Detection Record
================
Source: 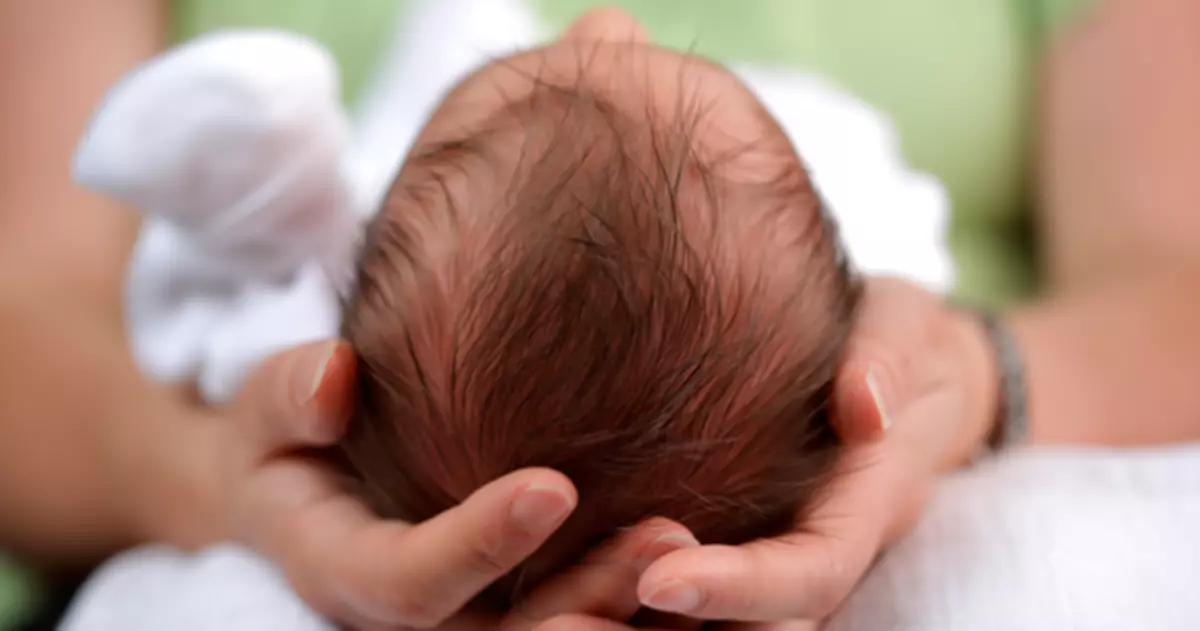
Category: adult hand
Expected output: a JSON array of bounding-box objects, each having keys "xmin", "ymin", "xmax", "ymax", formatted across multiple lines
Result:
[
  {"xmin": 220, "ymin": 339, "xmax": 700, "ymax": 630},
  {"xmin": 551, "ymin": 278, "xmax": 996, "ymax": 630}
]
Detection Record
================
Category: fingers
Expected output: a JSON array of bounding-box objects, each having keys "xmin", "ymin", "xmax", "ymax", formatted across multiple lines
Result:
[
  {"xmin": 230, "ymin": 342, "xmax": 583, "ymax": 628},
  {"xmin": 637, "ymin": 448, "xmax": 897, "ymax": 621},
  {"xmin": 305, "ymin": 468, "xmax": 578, "ymax": 628},
  {"xmin": 636, "ymin": 536, "xmax": 873, "ymax": 622},
  {"xmin": 717, "ymin": 622, "xmax": 819, "ymax": 631},
  {"xmin": 239, "ymin": 460, "xmax": 577, "ymax": 628},
  {"xmin": 232, "ymin": 339, "xmax": 355, "ymax": 453},
  {"xmin": 502, "ymin": 518, "xmax": 699, "ymax": 631},
  {"xmin": 533, "ymin": 614, "xmax": 669, "ymax": 631}
]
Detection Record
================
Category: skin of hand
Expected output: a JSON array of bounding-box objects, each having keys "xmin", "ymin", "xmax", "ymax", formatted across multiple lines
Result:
[
  {"xmin": 534, "ymin": 277, "xmax": 997, "ymax": 631},
  {"xmin": 213, "ymin": 339, "xmax": 702, "ymax": 631}
]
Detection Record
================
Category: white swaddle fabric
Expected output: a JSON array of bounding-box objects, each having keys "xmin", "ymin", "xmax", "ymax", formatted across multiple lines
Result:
[{"xmin": 61, "ymin": 1, "xmax": 1200, "ymax": 629}]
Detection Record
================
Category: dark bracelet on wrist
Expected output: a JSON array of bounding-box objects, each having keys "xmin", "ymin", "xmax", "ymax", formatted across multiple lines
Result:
[{"xmin": 975, "ymin": 311, "xmax": 1029, "ymax": 453}]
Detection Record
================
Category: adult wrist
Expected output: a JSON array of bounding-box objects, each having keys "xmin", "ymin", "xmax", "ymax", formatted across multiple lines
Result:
[{"xmin": 947, "ymin": 308, "xmax": 1004, "ymax": 468}]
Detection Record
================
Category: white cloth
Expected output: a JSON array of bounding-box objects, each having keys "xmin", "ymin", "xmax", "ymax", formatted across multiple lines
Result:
[
  {"xmin": 60, "ymin": 545, "xmax": 330, "ymax": 631},
  {"xmin": 829, "ymin": 446, "xmax": 1200, "ymax": 631},
  {"xmin": 63, "ymin": 1, "xmax": 1200, "ymax": 629},
  {"xmin": 61, "ymin": 447, "xmax": 1200, "ymax": 631}
]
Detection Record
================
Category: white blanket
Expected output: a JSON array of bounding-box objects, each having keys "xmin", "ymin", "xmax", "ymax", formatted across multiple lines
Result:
[
  {"xmin": 830, "ymin": 446, "xmax": 1200, "ymax": 630},
  {"xmin": 61, "ymin": 447, "xmax": 1200, "ymax": 631},
  {"xmin": 61, "ymin": 0, "xmax": 1200, "ymax": 629}
]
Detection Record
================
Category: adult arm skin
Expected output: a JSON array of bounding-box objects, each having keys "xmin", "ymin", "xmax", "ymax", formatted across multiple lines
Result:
[
  {"xmin": 998, "ymin": 0, "xmax": 1200, "ymax": 448},
  {"xmin": 0, "ymin": 0, "xmax": 220, "ymax": 564}
]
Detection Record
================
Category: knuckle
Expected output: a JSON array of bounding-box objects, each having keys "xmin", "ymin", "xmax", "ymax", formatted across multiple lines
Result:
[
  {"xmin": 533, "ymin": 614, "xmax": 588, "ymax": 631},
  {"xmin": 461, "ymin": 530, "xmax": 513, "ymax": 576},
  {"xmin": 612, "ymin": 516, "xmax": 678, "ymax": 555},
  {"xmin": 333, "ymin": 561, "xmax": 449, "ymax": 628},
  {"xmin": 633, "ymin": 515, "xmax": 679, "ymax": 533},
  {"xmin": 805, "ymin": 550, "xmax": 856, "ymax": 617},
  {"xmin": 740, "ymin": 540, "xmax": 851, "ymax": 618},
  {"xmin": 288, "ymin": 576, "xmax": 340, "ymax": 621},
  {"xmin": 386, "ymin": 591, "xmax": 447, "ymax": 629},
  {"xmin": 724, "ymin": 584, "xmax": 760, "ymax": 617},
  {"xmin": 806, "ymin": 579, "xmax": 849, "ymax": 618}
]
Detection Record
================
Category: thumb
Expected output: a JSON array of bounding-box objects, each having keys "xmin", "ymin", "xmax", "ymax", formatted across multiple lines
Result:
[
  {"xmin": 233, "ymin": 339, "xmax": 356, "ymax": 454},
  {"xmin": 832, "ymin": 355, "xmax": 894, "ymax": 444},
  {"xmin": 831, "ymin": 278, "xmax": 930, "ymax": 443}
]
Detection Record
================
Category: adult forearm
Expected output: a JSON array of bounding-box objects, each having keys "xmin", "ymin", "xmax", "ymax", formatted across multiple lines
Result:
[
  {"xmin": 1003, "ymin": 272, "xmax": 1200, "ymax": 447},
  {"xmin": 0, "ymin": 283, "xmax": 225, "ymax": 564},
  {"xmin": 0, "ymin": 288, "xmax": 137, "ymax": 562},
  {"xmin": 0, "ymin": 0, "xmax": 174, "ymax": 564},
  {"xmin": 1039, "ymin": 0, "xmax": 1200, "ymax": 288},
  {"xmin": 0, "ymin": 0, "xmax": 163, "ymax": 311},
  {"xmin": 1020, "ymin": 0, "xmax": 1200, "ymax": 448}
]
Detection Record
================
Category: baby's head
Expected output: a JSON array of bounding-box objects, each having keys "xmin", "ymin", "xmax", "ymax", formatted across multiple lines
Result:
[{"xmin": 337, "ymin": 12, "xmax": 861, "ymax": 609}]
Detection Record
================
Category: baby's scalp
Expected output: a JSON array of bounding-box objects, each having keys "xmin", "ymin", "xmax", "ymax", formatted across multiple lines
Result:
[{"xmin": 338, "ymin": 42, "xmax": 861, "ymax": 609}]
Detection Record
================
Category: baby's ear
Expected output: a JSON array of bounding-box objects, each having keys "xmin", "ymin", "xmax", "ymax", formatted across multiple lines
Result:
[{"xmin": 72, "ymin": 29, "xmax": 352, "ymax": 233}]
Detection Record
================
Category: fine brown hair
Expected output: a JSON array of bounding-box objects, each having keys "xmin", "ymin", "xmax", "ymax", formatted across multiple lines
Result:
[{"xmin": 337, "ymin": 72, "xmax": 861, "ymax": 609}]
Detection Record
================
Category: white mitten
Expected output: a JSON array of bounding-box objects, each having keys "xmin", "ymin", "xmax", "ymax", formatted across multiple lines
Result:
[
  {"xmin": 73, "ymin": 30, "xmax": 356, "ymax": 401},
  {"xmin": 199, "ymin": 263, "xmax": 343, "ymax": 404}
]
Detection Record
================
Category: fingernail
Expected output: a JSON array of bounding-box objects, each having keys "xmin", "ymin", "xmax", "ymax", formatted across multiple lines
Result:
[
  {"xmin": 866, "ymin": 367, "xmax": 891, "ymax": 431},
  {"xmin": 642, "ymin": 580, "xmax": 703, "ymax": 614},
  {"xmin": 635, "ymin": 533, "xmax": 699, "ymax": 572},
  {"xmin": 509, "ymin": 485, "xmax": 575, "ymax": 535},
  {"xmin": 295, "ymin": 343, "xmax": 338, "ymax": 407}
]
